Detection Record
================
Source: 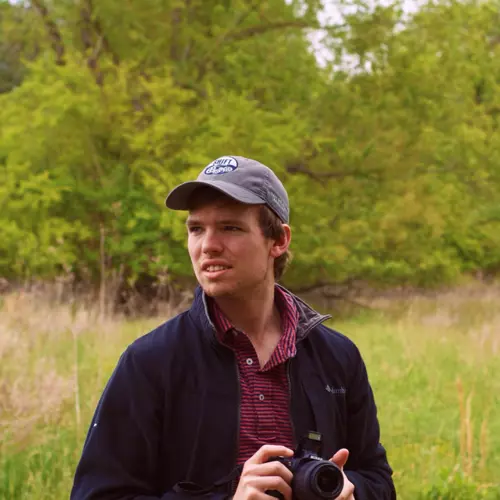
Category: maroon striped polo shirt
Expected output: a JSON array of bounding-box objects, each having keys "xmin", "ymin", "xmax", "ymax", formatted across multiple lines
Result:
[{"xmin": 208, "ymin": 287, "xmax": 299, "ymax": 465}]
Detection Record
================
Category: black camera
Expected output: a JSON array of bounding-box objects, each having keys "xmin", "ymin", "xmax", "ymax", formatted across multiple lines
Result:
[{"xmin": 266, "ymin": 431, "xmax": 344, "ymax": 500}]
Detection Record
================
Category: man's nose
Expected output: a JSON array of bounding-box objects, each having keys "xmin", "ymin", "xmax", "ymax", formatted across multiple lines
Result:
[{"xmin": 201, "ymin": 229, "xmax": 223, "ymax": 254}]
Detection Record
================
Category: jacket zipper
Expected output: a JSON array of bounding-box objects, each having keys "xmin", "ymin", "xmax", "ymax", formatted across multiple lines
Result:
[
  {"xmin": 233, "ymin": 354, "xmax": 241, "ymax": 469},
  {"xmin": 286, "ymin": 359, "xmax": 297, "ymax": 448},
  {"xmin": 288, "ymin": 316, "xmax": 328, "ymax": 448}
]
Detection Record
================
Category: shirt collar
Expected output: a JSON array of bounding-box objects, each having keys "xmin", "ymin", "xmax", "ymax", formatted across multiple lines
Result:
[{"xmin": 207, "ymin": 286, "xmax": 299, "ymax": 345}]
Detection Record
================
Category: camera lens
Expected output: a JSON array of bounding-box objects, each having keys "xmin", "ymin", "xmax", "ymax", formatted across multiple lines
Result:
[
  {"xmin": 294, "ymin": 461, "xmax": 344, "ymax": 500},
  {"xmin": 313, "ymin": 464, "xmax": 343, "ymax": 496}
]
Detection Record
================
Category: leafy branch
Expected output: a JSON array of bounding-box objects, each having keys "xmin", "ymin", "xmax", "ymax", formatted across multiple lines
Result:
[{"xmin": 30, "ymin": 0, "xmax": 65, "ymax": 65}]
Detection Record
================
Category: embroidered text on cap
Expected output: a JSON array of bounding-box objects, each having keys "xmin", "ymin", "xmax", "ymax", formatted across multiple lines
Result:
[{"xmin": 204, "ymin": 156, "xmax": 238, "ymax": 175}]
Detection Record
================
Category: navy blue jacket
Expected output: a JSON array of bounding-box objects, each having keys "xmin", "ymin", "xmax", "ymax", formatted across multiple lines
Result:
[{"xmin": 71, "ymin": 287, "xmax": 396, "ymax": 500}]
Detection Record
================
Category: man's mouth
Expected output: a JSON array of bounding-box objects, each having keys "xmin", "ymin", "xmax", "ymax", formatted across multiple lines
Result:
[{"xmin": 205, "ymin": 265, "xmax": 230, "ymax": 272}]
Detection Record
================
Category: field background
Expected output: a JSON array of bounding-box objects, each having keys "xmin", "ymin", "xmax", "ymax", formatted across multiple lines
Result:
[
  {"xmin": 1, "ymin": 284, "xmax": 499, "ymax": 500},
  {"xmin": 2, "ymin": 1, "xmax": 500, "ymax": 496}
]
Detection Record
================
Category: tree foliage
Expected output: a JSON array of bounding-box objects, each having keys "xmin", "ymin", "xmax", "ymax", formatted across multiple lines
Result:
[{"xmin": 0, "ymin": 0, "xmax": 499, "ymax": 296}]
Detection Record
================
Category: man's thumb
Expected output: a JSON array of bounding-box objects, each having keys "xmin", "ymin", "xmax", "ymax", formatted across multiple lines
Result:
[{"xmin": 330, "ymin": 448, "xmax": 349, "ymax": 469}]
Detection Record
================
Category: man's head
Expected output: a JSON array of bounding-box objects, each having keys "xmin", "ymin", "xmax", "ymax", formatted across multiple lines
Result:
[{"xmin": 165, "ymin": 156, "xmax": 292, "ymax": 297}]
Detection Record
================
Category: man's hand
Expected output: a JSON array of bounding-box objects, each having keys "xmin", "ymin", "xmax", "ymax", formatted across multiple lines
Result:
[
  {"xmin": 233, "ymin": 445, "xmax": 294, "ymax": 500},
  {"xmin": 329, "ymin": 449, "xmax": 355, "ymax": 500}
]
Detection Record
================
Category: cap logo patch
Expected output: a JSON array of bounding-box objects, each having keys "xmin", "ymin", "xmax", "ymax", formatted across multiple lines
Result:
[{"xmin": 204, "ymin": 156, "xmax": 238, "ymax": 175}]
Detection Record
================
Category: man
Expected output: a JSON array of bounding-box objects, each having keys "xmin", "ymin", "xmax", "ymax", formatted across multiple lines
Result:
[{"xmin": 71, "ymin": 156, "xmax": 396, "ymax": 500}]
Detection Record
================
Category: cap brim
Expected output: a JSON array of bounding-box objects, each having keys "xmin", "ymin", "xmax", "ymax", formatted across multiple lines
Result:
[{"xmin": 165, "ymin": 180, "xmax": 266, "ymax": 210}]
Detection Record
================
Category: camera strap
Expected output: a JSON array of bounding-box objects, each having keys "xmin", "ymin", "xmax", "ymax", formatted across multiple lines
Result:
[{"xmin": 173, "ymin": 464, "xmax": 244, "ymax": 496}]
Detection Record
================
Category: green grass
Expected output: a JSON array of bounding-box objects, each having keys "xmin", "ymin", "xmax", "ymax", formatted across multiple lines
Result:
[{"xmin": 1, "ymin": 288, "xmax": 499, "ymax": 499}]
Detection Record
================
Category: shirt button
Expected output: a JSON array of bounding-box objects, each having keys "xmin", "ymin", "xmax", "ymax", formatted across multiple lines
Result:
[
  {"xmin": 258, "ymin": 394, "xmax": 265, "ymax": 401},
  {"xmin": 246, "ymin": 358, "xmax": 253, "ymax": 365}
]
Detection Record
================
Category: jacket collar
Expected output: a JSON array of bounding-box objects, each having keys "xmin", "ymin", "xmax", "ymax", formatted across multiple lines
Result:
[{"xmin": 189, "ymin": 285, "xmax": 331, "ymax": 344}]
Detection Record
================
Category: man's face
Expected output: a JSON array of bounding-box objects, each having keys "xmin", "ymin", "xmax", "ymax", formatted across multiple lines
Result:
[{"xmin": 186, "ymin": 198, "xmax": 277, "ymax": 298}]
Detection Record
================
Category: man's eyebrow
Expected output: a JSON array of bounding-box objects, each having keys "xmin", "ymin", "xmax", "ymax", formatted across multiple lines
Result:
[
  {"xmin": 185, "ymin": 217, "xmax": 201, "ymax": 226},
  {"xmin": 185, "ymin": 217, "xmax": 247, "ymax": 226},
  {"xmin": 217, "ymin": 219, "xmax": 246, "ymax": 225}
]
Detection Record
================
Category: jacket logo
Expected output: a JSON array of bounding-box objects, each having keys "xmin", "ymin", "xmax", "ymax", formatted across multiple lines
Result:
[
  {"xmin": 204, "ymin": 156, "xmax": 238, "ymax": 175},
  {"xmin": 326, "ymin": 385, "xmax": 346, "ymax": 395}
]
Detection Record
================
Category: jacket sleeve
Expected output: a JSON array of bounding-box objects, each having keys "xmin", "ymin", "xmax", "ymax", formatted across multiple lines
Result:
[
  {"xmin": 343, "ymin": 345, "xmax": 397, "ymax": 500},
  {"xmin": 70, "ymin": 346, "xmax": 230, "ymax": 500}
]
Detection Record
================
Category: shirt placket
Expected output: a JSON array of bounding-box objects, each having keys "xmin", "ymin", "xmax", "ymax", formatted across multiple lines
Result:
[
  {"xmin": 256, "ymin": 369, "xmax": 277, "ymax": 442},
  {"xmin": 208, "ymin": 291, "xmax": 299, "ymax": 461}
]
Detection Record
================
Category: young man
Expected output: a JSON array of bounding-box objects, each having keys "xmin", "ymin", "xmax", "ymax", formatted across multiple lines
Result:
[{"xmin": 71, "ymin": 156, "xmax": 396, "ymax": 500}]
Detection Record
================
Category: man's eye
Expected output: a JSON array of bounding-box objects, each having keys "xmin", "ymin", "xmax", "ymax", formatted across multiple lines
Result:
[
  {"xmin": 188, "ymin": 226, "xmax": 202, "ymax": 233},
  {"xmin": 224, "ymin": 226, "xmax": 240, "ymax": 232}
]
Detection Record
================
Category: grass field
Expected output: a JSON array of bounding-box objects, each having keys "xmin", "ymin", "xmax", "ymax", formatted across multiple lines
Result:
[{"xmin": 0, "ymin": 285, "xmax": 499, "ymax": 499}]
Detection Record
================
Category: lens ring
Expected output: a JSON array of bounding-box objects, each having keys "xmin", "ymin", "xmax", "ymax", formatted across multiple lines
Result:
[{"xmin": 310, "ymin": 462, "xmax": 344, "ymax": 498}]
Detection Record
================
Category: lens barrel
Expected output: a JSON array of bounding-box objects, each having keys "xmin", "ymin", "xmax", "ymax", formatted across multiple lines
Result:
[{"xmin": 293, "ymin": 460, "xmax": 344, "ymax": 500}]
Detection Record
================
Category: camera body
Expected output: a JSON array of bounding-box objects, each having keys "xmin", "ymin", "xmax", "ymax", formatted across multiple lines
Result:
[{"xmin": 267, "ymin": 431, "xmax": 344, "ymax": 500}]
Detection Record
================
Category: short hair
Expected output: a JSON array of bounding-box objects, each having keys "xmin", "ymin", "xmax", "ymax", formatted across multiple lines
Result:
[
  {"xmin": 257, "ymin": 205, "xmax": 291, "ymax": 280},
  {"xmin": 187, "ymin": 187, "xmax": 291, "ymax": 280}
]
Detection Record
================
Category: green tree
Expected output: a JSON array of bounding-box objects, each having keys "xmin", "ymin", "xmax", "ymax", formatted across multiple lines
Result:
[
  {"xmin": 0, "ymin": 0, "xmax": 326, "ymax": 294},
  {"xmin": 1, "ymin": 0, "xmax": 500, "ymax": 296},
  {"xmin": 284, "ymin": 0, "xmax": 500, "ymax": 288}
]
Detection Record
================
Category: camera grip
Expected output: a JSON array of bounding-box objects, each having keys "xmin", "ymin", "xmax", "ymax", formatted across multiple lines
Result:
[
  {"xmin": 265, "ymin": 456, "xmax": 289, "ymax": 500},
  {"xmin": 266, "ymin": 489, "xmax": 285, "ymax": 500}
]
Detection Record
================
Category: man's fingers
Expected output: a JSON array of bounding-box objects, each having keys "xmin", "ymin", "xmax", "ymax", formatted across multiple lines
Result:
[
  {"xmin": 330, "ymin": 448, "xmax": 349, "ymax": 469},
  {"xmin": 246, "ymin": 461, "xmax": 293, "ymax": 485},
  {"xmin": 247, "ymin": 445, "xmax": 294, "ymax": 465},
  {"xmin": 326, "ymin": 451, "xmax": 355, "ymax": 500},
  {"xmin": 339, "ymin": 479, "xmax": 355, "ymax": 500},
  {"xmin": 246, "ymin": 475, "xmax": 292, "ymax": 500}
]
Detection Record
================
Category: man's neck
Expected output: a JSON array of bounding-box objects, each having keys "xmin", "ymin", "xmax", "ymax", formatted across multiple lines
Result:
[{"xmin": 213, "ymin": 283, "xmax": 281, "ymax": 344}]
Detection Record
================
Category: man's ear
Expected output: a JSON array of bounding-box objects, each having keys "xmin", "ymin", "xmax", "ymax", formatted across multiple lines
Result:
[{"xmin": 269, "ymin": 224, "xmax": 291, "ymax": 258}]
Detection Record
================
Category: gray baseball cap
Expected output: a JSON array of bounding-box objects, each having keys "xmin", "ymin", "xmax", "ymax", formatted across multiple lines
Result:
[{"xmin": 165, "ymin": 155, "xmax": 289, "ymax": 223}]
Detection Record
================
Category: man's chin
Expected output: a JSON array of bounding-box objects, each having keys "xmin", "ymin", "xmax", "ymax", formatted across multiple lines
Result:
[{"xmin": 199, "ymin": 281, "xmax": 234, "ymax": 298}]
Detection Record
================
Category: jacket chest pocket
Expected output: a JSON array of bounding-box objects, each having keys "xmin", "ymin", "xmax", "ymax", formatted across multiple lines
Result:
[{"xmin": 299, "ymin": 371, "xmax": 348, "ymax": 458}]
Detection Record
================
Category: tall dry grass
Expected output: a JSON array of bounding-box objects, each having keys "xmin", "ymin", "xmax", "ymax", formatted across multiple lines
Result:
[
  {"xmin": 333, "ymin": 281, "xmax": 500, "ymax": 498},
  {"xmin": 1, "ymin": 281, "xmax": 499, "ymax": 499},
  {"xmin": 0, "ymin": 289, "xmax": 117, "ymax": 449},
  {"xmin": 0, "ymin": 284, "xmax": 192, "ymax": 453}
]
